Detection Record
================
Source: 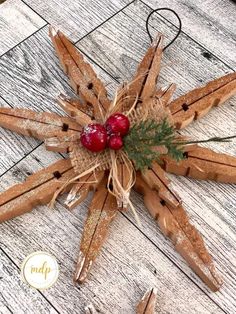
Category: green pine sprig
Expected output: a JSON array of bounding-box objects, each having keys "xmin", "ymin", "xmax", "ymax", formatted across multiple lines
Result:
[
  {"xmin": 123, "ymin": 119, "xmax": 184, "ymax": 170},
  {"xmin": 123, "ymin": 118, "xmax": 236, "ymax": 171}
]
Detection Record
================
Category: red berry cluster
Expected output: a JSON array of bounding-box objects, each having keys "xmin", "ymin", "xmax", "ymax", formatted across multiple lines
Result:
[{"xmin": 80, "ymin": 113, "xmax": 130, "ymax": 152}]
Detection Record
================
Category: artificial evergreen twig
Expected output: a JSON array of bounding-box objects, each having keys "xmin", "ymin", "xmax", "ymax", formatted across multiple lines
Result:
[
  {"xmin": 123, "ymin": 119, "xmax": 184, "ymax": 170},
  {"xmin": 124, "ymin": 119, "xmax": 236, "ymax": 171}
]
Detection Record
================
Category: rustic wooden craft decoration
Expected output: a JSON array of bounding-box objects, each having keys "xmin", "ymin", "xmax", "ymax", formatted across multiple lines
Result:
[
  {"xmin": 84, "ymin": 287, "xmax": 158, "ymax": 313},
  {"xmin": 0, "ymin": 26, "xmax": 236, "ymax": 296},
  {"xmin": 136, "ymin": 288, "xmax": 157, "ymax": 314}
]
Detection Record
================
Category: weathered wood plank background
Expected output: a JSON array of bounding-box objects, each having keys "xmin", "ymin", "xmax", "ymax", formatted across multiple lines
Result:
[{"xmin": 0, "ymin": 0, "xmax": 235, "ymax": 313}]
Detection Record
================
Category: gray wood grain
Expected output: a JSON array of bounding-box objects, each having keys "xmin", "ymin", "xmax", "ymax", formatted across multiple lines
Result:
[
  {"xmin": 0, "ymin": 249, "xmax": 58, "ymax": 314},
  {"xmin": 0, "ymin": 26, "xmax": 77, "ymax": 116},
  {"xmin": 0, "ymin": 146, "xmax": 224, "ymax": 314},
  {"xmin": 143, "ymin": 0, "xmax": 236, "ymax": 68},
  {"xmin": 0, "ymin": 1, "xmax": 235, "ymax": 313},
  {"xmin": 0, "ymin": 26, "xmax": 117, "ymax": 114},
  {"xmin": 0, "ymin": 25, "xmax": 116, "ymax": 174},
  {"xmin": 77, "ymin": 1, "xmax": 236, "ymax": 312},
  {"xmin": 22, "ymin": 0, "xmax": 133, "ymax": 42},
  {"xmin": 0, "ymin": 0, "xmax": 46, "ymax": 55},
  {"xmin": 77, "ymin": 0, "xmax": 236, "ymax": 154}
]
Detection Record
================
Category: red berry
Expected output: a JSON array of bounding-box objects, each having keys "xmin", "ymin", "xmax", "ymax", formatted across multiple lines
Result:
[
  {"xmin": 108, "ymin": 134, "xmax": 123, "ymax": 150},
  {"xmin": 105, "ymin": 113, "xmax": 130, "ymax": 136},
  {"xmin": 80, "ymin": 124, "xmax": 107, "ymax": 152}
]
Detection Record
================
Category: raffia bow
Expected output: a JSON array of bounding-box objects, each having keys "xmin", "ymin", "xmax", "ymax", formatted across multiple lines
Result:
[{"xmin": 50, "ymin": 83, "xmax": 172, "ymax": 224}]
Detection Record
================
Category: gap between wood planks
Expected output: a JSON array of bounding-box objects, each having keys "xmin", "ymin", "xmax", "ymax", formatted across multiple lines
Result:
[
  {"xmin": 74, "ymin": 1, "xmax": 235, "ymax": 309},
  {"xmin": 0, "ymin": 31, "xmax": 229, "ymax": 314},
  {"xmin": 20, "ymin": 0, "xmax": 50, "ymax": 24},
  {"xmin": 138, "ymin": 0, "xmax": 235, "ymax": 72},
  {"xmin": 0, "ymin": 247, "xmax": 61, "ymax": 313},
  {"xmin": 0, "ymin": 17, "xmax": 234, "ymax": 312},
  {"xmin": 0, "ymin": 0, "xmax": 135, "ymax": 60},
  {"xmin": 0, "ymin": 2, "xmax": 234, "ymax": 313},
  {"xmin": 120, "ymin": 211, "xmax": 227, "ymax": 313},
  {"xmin": 3, "ymin": 0, "xmax": 231, "ymax": 73},
  {"xmin": 0, "ymin": 24, "xmax": 47, "ymax": 59}
]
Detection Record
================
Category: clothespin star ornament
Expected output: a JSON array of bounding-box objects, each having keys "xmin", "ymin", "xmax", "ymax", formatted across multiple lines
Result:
[{"xmin": 1, "ymin": 24, "xmax": 236, "ymax": 295}]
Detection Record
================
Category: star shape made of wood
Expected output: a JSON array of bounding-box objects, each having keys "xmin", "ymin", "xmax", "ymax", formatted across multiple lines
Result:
[{"xmin": 0, "ymin": 26, "xmax": 236, "ymax": 294}]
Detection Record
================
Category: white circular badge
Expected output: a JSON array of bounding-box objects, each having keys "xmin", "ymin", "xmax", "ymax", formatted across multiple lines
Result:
[{"xmin": 21, "ymin": 251, "xmax": 59, "ymax": 290}]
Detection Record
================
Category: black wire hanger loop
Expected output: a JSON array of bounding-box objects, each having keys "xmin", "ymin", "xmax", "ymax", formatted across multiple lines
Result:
[{"xmin": 146, "ymin": 8, "xmax": 182, "ymax": 50}]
